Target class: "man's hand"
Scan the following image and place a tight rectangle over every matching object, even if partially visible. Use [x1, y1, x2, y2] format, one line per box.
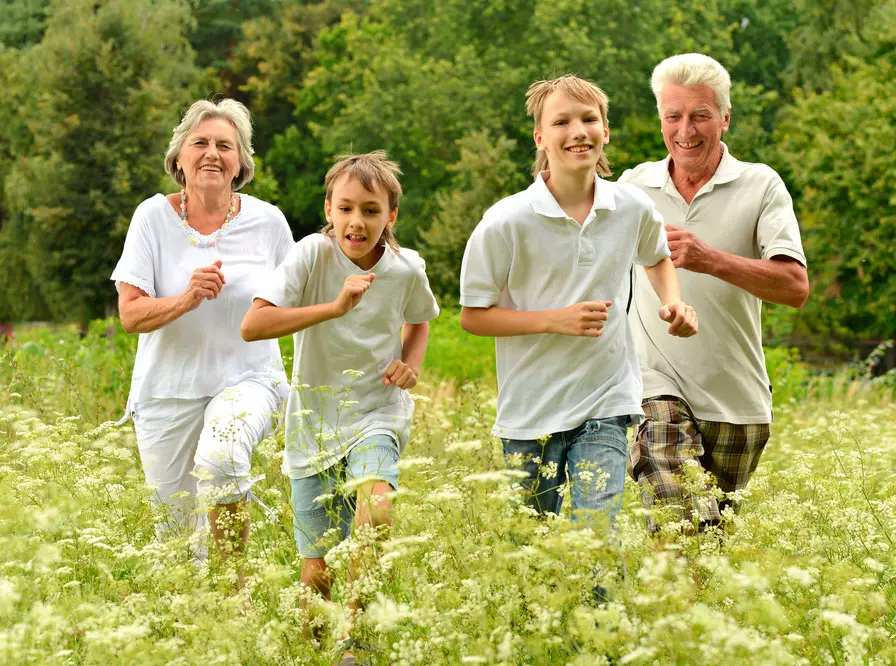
[665, 224, 716, 273]
[180, 260, 226, 312]
[382, 360, 418, 389]
[659, 301, 698, 337]
[332, 273, 375, 315]
[546, 301, 612, 337]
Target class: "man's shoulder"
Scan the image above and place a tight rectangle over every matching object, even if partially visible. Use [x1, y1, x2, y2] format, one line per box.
[617, 159, 665, 187]
[608, 177, 656, 210]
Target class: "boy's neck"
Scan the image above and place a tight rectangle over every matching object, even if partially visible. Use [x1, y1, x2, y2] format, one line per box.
[543, 168, 596, 225]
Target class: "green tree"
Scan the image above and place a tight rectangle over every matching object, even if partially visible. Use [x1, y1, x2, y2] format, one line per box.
[4, 0, 200, 324]
[0, 0, 49, 48]
[775, 51, 896, 340]
[421, 132, 528, 301]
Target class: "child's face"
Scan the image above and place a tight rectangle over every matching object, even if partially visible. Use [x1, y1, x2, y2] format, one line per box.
[534, 91, 609, 176]
[325, 175, 397, 270]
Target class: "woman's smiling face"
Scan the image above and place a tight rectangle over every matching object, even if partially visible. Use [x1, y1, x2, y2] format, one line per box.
[177, 117, 241, 191]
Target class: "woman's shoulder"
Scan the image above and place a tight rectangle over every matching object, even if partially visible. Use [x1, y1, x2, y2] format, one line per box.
[129, 194, 175, 233]
[239, 193, 286, 221]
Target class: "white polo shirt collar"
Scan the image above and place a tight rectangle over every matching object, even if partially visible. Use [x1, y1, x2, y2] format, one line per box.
[642, 142, 747, 191]
[528, 171, 617, 220]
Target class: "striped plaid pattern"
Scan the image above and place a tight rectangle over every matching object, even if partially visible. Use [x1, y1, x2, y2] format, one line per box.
[628, 395, 771, 525]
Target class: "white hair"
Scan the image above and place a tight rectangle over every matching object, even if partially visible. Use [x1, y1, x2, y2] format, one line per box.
[164, 98, 255, 191]
[651, 53, 731, 115]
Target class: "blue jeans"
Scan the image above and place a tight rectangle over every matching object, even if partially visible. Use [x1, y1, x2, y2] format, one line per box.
[290, 434, 400, 558]
[502, 416, 629, 525]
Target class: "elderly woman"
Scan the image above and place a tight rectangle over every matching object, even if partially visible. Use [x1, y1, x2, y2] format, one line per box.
[111, 99, 293, 562]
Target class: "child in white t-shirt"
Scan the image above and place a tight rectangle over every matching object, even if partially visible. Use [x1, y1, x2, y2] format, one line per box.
[460, 76, 698, 541]
[241, 151, 439, 656]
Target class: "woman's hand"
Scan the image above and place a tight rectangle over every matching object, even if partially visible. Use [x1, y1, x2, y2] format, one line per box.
[332, 273, 375, 316]
[180, 260, 226, 312]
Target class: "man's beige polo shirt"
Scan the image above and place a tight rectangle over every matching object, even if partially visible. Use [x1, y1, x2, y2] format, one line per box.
[620, 144, 806, 424]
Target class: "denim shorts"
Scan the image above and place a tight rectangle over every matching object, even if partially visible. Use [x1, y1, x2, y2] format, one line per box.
[290, 434, 400, 558]
[502, 416, 629, 525]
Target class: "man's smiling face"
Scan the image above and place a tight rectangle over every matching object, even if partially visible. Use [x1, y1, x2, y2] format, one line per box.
[659, 83, 730, 176]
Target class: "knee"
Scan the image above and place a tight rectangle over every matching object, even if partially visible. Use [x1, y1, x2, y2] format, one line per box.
[354, 481, 393, 529]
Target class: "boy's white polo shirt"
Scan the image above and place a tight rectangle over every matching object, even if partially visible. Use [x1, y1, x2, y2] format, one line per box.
[621, 144, 807, 424]
[460, 172, 670, 440]
[257, 234, 440, 479]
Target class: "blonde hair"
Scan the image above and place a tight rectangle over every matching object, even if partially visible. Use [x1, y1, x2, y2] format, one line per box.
[651, 53, 731, 115]
[526, 75, 611, 178]
[322, 151, 402, 252]
[164, 98, 255, 190]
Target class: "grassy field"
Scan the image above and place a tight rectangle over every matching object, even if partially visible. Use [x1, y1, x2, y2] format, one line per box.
[1, 320, 894, 665]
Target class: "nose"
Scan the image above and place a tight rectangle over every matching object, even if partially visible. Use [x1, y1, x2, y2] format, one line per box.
[570, 119, 587, 139]
[679, 117, 696, 137]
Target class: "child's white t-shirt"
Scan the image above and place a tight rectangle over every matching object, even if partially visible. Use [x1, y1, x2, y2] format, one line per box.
[460, 173, 670, 439]
[256, 234, 440, 479]
[110, 193, 294, 403]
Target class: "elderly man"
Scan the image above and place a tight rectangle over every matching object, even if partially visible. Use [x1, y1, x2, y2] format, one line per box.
[622, 53, 809, 529]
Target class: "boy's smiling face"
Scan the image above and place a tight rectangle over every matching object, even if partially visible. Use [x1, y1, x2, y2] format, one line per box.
[325, 174, 397, 270]
[534, 91, 609, 176]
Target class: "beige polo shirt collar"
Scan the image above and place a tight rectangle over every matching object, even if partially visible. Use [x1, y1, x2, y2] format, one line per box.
[642, 142, 747, 197]
[528, 171, 617, 222]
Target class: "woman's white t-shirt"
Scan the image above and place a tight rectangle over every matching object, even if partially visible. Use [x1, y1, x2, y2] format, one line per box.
[111, 193, 294, 403]
[256, 234, 440, 479]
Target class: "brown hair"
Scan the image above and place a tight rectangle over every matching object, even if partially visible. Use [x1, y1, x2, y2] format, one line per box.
[322, 150, 402, 251]
[525, 75, 611, 178]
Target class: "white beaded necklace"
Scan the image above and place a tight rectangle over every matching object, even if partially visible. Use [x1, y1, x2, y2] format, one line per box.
[179, 189, 238, 247]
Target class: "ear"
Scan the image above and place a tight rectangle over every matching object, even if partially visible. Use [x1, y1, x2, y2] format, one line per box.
[324, 198, 332, 222]
[387, 207, 398, 226]
[721, 109, 731, 133]
[533, 126, 544, 152]
[603, 123, 610, 145]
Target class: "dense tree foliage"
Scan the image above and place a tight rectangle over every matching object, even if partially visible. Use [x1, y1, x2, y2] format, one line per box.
[0, 0, 892, 349]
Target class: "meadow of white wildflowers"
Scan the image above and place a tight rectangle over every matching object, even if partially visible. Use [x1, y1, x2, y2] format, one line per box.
[1, 329, 895, 665]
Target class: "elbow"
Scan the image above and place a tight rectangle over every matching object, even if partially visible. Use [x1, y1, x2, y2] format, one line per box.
[460, 307, 479, 335]
[118, 313, 137, 335]
[790, 274, 810, 309]
[240, 320, 258, 342]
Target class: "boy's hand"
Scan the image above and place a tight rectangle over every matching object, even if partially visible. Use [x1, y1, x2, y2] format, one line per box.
[382, 360, 418, 389]
[659, 301, 698, 337]
[332, 273, 375, 315]
[547, 301, 612, 336]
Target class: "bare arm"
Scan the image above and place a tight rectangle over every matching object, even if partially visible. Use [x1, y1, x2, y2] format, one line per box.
[241, 273, 375, 341]
[241, 298, 340, 341]
[118, 259, 226, 333]
[665, 224, 809, 307]
[643, 257, 698, 337]
[383, 322, 430, 388]
[460, 301, 611, 338]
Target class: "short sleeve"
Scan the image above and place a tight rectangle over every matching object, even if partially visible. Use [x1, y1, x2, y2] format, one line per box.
[110, 202, 157, 297]
[403, 258, 440, 324]
[757, 171, 806, 266]
[257, 234, 318, 307]
[634, 201, 671, 267]
[459, 217, 511, 308]
[271, 208, 295, 266]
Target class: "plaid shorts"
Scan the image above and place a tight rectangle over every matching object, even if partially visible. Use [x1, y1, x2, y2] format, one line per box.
[628, 396, 770, 525]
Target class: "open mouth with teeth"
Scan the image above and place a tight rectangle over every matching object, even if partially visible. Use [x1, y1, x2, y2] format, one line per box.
[675, 141, 704, 150]
[199, 165, 223, 172]
[345, 233, 368, 247]
[566, 145, 592, 153]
